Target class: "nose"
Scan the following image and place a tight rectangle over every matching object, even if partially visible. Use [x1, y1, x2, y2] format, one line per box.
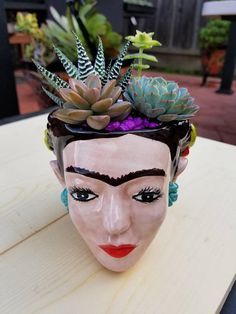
[102, 194, 131, 236]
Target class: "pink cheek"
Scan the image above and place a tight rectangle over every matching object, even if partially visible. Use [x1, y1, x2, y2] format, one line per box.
[131, 198, 167, 233]
[68, 198, 103, 230]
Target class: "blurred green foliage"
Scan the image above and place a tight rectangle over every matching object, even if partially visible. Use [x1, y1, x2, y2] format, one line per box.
[199, 19, 230, 50]
[15, 1, 122, 66]
[43, 3, 122, 62]
[15, 12, 54, 66]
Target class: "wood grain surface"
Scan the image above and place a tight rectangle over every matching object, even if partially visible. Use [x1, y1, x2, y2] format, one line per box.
[0, 115, 236, 314]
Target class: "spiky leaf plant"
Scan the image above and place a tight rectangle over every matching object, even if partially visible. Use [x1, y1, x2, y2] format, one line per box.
[34, 34, 132, 130]
[124, 76, 199, 122]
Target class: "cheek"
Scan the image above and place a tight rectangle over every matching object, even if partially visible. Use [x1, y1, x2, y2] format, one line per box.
[68, 196, 103, 234]
[131, 195, 168, 237]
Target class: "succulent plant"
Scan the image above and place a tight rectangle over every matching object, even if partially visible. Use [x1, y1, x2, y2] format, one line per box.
[15, 12, 54, 66]
[53, 74, 131, 129]
[125, 31, 161, 76]
[33, 34, 132, 130]
[124, 76, 199, 122]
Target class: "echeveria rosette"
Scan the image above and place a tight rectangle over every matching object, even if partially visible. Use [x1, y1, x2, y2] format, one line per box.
[53, 74, 132, 130]
[124, 76, 199, 122]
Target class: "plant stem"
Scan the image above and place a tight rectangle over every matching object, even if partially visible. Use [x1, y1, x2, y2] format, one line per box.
[137, 48, 143, 77]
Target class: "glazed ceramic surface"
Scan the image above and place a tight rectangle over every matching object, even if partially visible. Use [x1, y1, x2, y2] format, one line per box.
[52, 134, 174, 271]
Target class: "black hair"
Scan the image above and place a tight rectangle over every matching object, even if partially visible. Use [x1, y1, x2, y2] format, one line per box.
[47, 112, 191, 179]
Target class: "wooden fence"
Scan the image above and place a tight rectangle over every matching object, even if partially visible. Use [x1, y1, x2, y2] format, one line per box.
[123, 0, 207, 53]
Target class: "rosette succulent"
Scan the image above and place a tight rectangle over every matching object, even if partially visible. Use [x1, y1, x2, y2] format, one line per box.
[124, 76, 199, 122]
[54, 74, 131, 130]
[33, 34, 132, 130]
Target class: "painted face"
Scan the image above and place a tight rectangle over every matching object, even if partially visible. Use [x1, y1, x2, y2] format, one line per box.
[62, 134, 171, 272]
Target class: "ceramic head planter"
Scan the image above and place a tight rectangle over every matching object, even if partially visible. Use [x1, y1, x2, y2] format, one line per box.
[36, 33, 199, 272]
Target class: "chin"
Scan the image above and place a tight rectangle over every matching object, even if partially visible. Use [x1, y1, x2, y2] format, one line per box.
[96, 251, 140, 272]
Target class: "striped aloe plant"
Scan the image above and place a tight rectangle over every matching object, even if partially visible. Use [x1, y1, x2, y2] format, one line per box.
[34, 34, 132, 130]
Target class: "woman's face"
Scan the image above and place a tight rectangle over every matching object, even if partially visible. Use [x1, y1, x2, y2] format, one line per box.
[62, 134, 171, 272]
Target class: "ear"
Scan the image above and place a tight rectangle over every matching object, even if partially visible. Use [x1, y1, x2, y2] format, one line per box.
[50, 160, 65, 188]
[174, 157, 188, 179]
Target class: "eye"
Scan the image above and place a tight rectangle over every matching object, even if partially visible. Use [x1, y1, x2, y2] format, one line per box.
[69, 187, 98, 202]
[132, 187, 162, 203]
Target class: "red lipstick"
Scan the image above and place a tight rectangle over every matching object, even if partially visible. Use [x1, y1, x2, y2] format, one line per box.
[99, 244, 136, 258]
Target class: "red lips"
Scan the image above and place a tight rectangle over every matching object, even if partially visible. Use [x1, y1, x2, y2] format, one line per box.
[99, 244, 136, 258]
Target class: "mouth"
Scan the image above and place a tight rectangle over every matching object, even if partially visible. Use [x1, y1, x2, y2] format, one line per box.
[99, 244, 137, 258]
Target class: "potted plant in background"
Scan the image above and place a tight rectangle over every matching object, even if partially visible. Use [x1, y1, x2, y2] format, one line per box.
[199, 18, 230, 86]
[15, 12, 55, 67]
[15, 12, 56, 108]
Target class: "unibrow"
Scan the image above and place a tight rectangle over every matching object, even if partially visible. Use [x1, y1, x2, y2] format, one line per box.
[65, 166, 166, 187]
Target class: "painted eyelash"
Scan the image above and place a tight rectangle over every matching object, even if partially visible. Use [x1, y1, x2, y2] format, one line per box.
[69, 186, 96, 195]
[135, 186, 162, 196]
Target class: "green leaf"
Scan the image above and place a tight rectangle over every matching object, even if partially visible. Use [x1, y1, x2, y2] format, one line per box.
[33, 59, 69, 90]
[118, 67, 132, 91]
[79, 3, 96, 19]
[105, 31, 122, 49]
[85, 14, 107, 38]
[53, 46, 79, 79]
[94, 37, 105, 79]
[74, 32, 95, 81]
[108, 41, 130, 81]
[132, 64, 150, 70]
[124, 53, 158, 62]
[42, 87, 64, 107]
[49, 7, 67, 31]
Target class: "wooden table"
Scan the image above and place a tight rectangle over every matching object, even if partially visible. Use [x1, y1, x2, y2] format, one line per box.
[0, 115, 236, 314]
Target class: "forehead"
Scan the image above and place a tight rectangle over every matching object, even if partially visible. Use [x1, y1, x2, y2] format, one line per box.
[63, 134, 170, 178]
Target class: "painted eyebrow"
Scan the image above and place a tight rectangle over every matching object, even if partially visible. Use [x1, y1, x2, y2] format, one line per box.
[65, 166, 166, 187]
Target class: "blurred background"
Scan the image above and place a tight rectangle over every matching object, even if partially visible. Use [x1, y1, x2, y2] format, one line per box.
[1, 0, 236, 144]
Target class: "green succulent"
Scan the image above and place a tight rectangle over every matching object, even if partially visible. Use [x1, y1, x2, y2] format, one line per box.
[34, 34, 132, 130]
[54, 74, 131, 130]
[124, 76, 199, 122]
[126, 30, 161, 50]
[125, 30, 161, 76]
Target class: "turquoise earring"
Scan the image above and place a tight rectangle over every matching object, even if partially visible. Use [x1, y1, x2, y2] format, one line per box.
[61, 188, 68, 210]
[168, 182, 179, 207]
